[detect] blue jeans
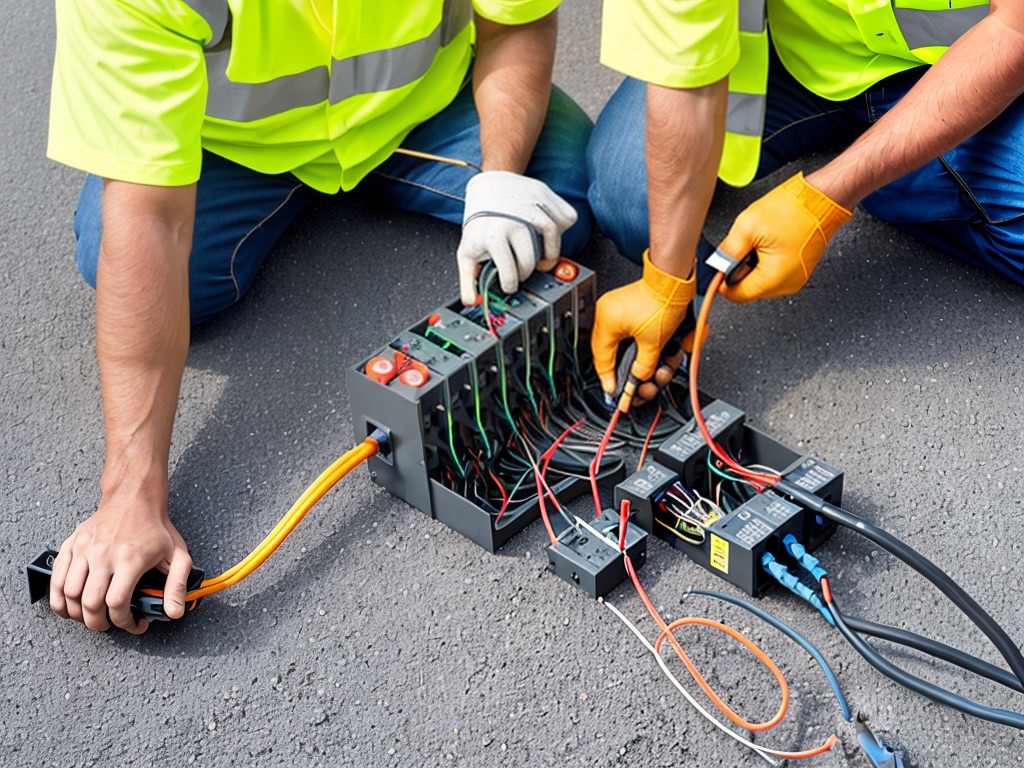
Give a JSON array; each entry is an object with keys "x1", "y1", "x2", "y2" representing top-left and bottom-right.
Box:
[
  {"x1": 75, "y1": 85, "x2": 594, "y2": 325},
  {"x1": 588, "y1": 54, "x2": 1024, "y2": 287}
]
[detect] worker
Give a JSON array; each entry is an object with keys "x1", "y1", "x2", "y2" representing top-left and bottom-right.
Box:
[
  {"x1": 587, "y1": 0, "x2": 1024, "y2": 401},
  {"x1": 46, "y1": 0, "x2": 593, "y2": 633}
]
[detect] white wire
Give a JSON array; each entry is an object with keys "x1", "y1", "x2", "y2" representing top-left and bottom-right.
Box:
[{"x1": 600, "y1": 598, "x2": 784, "y2": 768}]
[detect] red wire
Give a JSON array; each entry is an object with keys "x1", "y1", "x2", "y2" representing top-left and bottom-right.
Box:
[
  {"x1": 636, "y1": 405, "x2": 662, "y2": 472},
  {"x1": 689, "y1": 272, "x2": 779, "y2": 487},
  {"x1": 618, "y1": 498, "x2": 629, "y2": 551},
  {"x1": 534, "y1": 471, "x2": 559, "y2": 546},
  {"x1": 589, "y1": 408, "x2": 621, "y2": 518}
]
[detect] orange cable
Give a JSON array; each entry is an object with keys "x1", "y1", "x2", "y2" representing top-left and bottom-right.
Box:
[
  {"x1": 175, "y1": 439, "x2": 378, "y2": 601},
  {"x1": 689, "y1": 273, "x2": 779, "y2": 486}
]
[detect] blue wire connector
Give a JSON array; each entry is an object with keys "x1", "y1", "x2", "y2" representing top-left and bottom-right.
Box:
[
  {"x1": 762, "y1": 552, "x2": 834, "y2": 626},
  {"x1": 783, "y1": 534, "x2": 828, "y2": 581}
]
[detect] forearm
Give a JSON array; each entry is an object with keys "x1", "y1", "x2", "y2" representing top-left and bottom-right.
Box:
[
  {"x1": 647, "y1": 79, "x2": 728, "y2": 279},
  {"x1": 472, "y1": 11, "x2": 557, "y2": 173},
  {"x1": 808, "y1": 6, "x2": 1024, "y2": 209},
  {"x1": 96, "y1": 180, "x2": 195, "y2": 512}
]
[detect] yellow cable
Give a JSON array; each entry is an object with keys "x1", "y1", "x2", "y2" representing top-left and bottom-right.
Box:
[
  {"x1": 183, "y1": 438, "x2": 378, "y2": 600},
  {"x1": 198, "y1": 440, "x2": 375, "y2": 588}
]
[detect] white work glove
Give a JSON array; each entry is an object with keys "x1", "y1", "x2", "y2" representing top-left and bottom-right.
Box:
[{"x1": 457, "y1": 170, "x2": 578, "y2": 305}]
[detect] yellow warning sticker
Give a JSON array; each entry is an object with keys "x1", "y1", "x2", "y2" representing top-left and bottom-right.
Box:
[{"x1": 710, "y1": 534, "x2": 729, "y2": 574}]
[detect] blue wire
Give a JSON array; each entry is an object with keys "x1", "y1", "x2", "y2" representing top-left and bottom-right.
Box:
[{"x1": 688, "y1": 588, "x2": 852, "y2": 722}]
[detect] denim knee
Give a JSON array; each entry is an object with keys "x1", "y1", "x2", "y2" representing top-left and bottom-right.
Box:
[
  {"x1": 587, "y1": 78, "x2": 648, "y2": 263},
  {"x1": 73, "y1": 175, "x2": 104, "y2": 289}
]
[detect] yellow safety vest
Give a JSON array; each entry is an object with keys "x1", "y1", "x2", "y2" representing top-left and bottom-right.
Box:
[
  {"x1": 720, "y1": 0, "x2": 989, "y2": 187},
  {"x1": 186, "y1": 0, "x2": 475, "y2": 191}
]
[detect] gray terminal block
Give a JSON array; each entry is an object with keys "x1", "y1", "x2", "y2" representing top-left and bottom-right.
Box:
[
  {"x1": 655, "y1": 399, "x2": 745, "y2": 488},
  {"x1": 347, "y1": 258, "x2": 601, "y2": 554},
  {"x1": 783, "y1": 456, "x2": 844, "y2": 549},
  {"x1": 613, "y1": 460, "x2": 680, "y2": 534},
  {"x1": 546, "y1": 512, "x2": 648, "y2": 599}
]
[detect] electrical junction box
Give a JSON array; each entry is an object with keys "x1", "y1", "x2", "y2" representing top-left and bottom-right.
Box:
[{"x1": 347, "y1": 260, "x2": 597, "y2": 554}]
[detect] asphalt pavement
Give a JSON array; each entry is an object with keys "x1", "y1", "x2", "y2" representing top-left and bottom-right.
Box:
[{"x1": 3, "y1": 3, "x2": 1023, "y2": 767}]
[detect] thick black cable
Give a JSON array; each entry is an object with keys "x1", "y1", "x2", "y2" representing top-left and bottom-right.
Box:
[
  {"x1": 776, "y1": 478, "x2": 1024, "y2": 688},
  {"x1": 843, "y1": 615, "x2": 1024, "y2": 695},
  {"x1": 825, "y1": 587, "x2": 1024, "y2": 729}
]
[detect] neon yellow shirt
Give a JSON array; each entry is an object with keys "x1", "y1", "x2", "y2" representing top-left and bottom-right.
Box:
[
  {"x1": 600, "y1": 0, "x2": 956, "y2": 99},
  {"x1": 48, "y1": 0, "x2": 559, "y2": 193},
  {"x1": 601, "y1": 0, "x2": 740, "y2": 89},
  {"x1": 767, "y1": 0, "x2": 925, "y2": 100}
]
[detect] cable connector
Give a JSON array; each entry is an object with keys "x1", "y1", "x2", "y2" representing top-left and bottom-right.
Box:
[
  {"x1": 368, "y1": 427, "x2": 392, "y2": 459},
  {"x1": 762, "y1": 552, "x2": 834, "y2": 626},
  {"x1": 704, "y1": 248, "x2": 759, "y2": 286},
  {"x1": 783, "y1": 534, "x2": 828, "y2": 581}
]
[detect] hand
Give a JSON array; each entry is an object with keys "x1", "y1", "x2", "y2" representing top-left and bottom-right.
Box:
[
  {"x1": 719, "y1": 172, "x2": 852, "y2": 303},
  {"x1": 49, "y1": 497, "x2": 193, "y2": 634},
  {"x1": 457, "y1": 171, "x2": 578, "y2": 305},
  {"x1": 591, "y1": 250, "x2": 695, "y2": 400}
]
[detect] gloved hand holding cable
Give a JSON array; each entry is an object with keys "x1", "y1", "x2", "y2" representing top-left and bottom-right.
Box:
[
  {"x1": 719, "y1": 172, "x2": 852, "y2": 303},
  {"x1": 457, "y1": 170, "x2": 578, "y2": 306},
  {"x1": 591, "y1": 250, "x2": 695, "y2": 408}
]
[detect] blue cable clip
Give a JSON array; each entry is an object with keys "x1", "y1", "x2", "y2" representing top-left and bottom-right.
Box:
[{"x1": 762, "y1": 552, "x2": 834, "y2": 626}]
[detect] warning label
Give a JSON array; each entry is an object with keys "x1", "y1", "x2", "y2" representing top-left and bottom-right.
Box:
[{"x1": 710, "y1": 534, "x2": 729, "y2": 574}]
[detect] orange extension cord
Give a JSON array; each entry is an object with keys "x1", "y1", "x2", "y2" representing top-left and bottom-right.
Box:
[{"x1": 142, "y1": 437, "x2": 379, "y2": 604}]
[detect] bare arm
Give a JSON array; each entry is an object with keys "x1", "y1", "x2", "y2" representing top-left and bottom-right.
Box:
[
  {"x1": 808, "y1": 1, "x2": 1024, "y2": 209},
  {"x1": 647, "y1": 79, "x2": 728, "y2": 278},
  {"x1": 50, "y1": 180, "x2": 195, "y2": 633},
  {"x1": 472, "y1": 11, "x2": 558, "y2": 173}
]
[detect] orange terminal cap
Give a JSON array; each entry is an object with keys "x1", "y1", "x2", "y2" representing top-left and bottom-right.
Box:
[
  {"x1": 427, "y1": 313, "x2": 441, "y2": 326},
  {"x1": 399, "y1": 368, "x2": 429, "y2": 388},
  {"x1": 554, "y1": 259, "x2": 578, "y2": 282},
  {"x1": 366, "y1": 356, "x2": 397, "y2": 384}
]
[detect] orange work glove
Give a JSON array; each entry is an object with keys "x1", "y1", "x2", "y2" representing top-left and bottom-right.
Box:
[
  {"x1": 719, "y1": 172, "x2": 852, "y2": 303},
  {"x1": 591, "y1": 250, "x2": 695, "y2": 397}
]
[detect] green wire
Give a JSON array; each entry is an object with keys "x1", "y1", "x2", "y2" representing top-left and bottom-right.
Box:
[
  {"x1": 521, "y1": 331, "x2": 539, "y2": 417},
  {"x1": 424, "y1": 325, "x2": 452, "y2": 350},
  {"x1": 444, "y1": 386, "x2": 466, "y2": 477},
  {"x1": 545, "y1": 306, "x2": 557, "y2": 399},
  {"x1": 469, "y1": 364, "x2": 492, "y2": 457}
]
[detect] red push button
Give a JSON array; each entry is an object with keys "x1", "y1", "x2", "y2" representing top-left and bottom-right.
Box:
[{"x1": 553, "y1": 259, "x2": 578, "y2": 282}]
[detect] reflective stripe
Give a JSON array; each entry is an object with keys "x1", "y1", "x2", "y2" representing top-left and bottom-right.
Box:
[
  {"x1": 181, "y1": 0, "x2": 230, "y2": 48},
  {"x1": 894, "y1": 5, "x2": 987, "y2": 49},
  {"x1": 205, "y1": 0, "x2": 472, "y2": 123},
  {"x1": 330, "y1": 0, "x2": 470, "y2": 104},
  {"x1": 738, "y1": 0, "x2": 766, "y2": 34},
  {"x1": 206, "y1": 50, "x2": 329, "y2": 122},
  {"x1": 725, "y1": 91, "x2": 764, "y2": 137}
]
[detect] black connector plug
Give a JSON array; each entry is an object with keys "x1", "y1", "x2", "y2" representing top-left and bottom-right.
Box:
[
  {"x1": 26, "y1": 548, "x2": 206, "y2": 623},
  {"x1": 705, "y1": 248, "x2": 759, "y2": 285}
]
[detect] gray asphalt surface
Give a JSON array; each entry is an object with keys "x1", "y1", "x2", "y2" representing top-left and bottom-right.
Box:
[{"x1": 4, "y1": 4, "x2": 1023, "y2": 767}]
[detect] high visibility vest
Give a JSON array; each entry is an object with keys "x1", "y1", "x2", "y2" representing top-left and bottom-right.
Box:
[
  {"x1": 178, "y1": 0, "x2": 475, "y2": 191},
  {"x1": 720, "y1": 0, "x2": 989, "y2": 187}
]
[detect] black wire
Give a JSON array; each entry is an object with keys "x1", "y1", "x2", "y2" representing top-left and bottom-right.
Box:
[
  {"x1": 842, "y1": 614, "x2": 1024, "y2": 695},
  {"x1": 775, "y1": 478, "x2": 1024, "y2": 689},
  {"x1": 826, "y1": 587, "x2": 1024, "y2": 729}
]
